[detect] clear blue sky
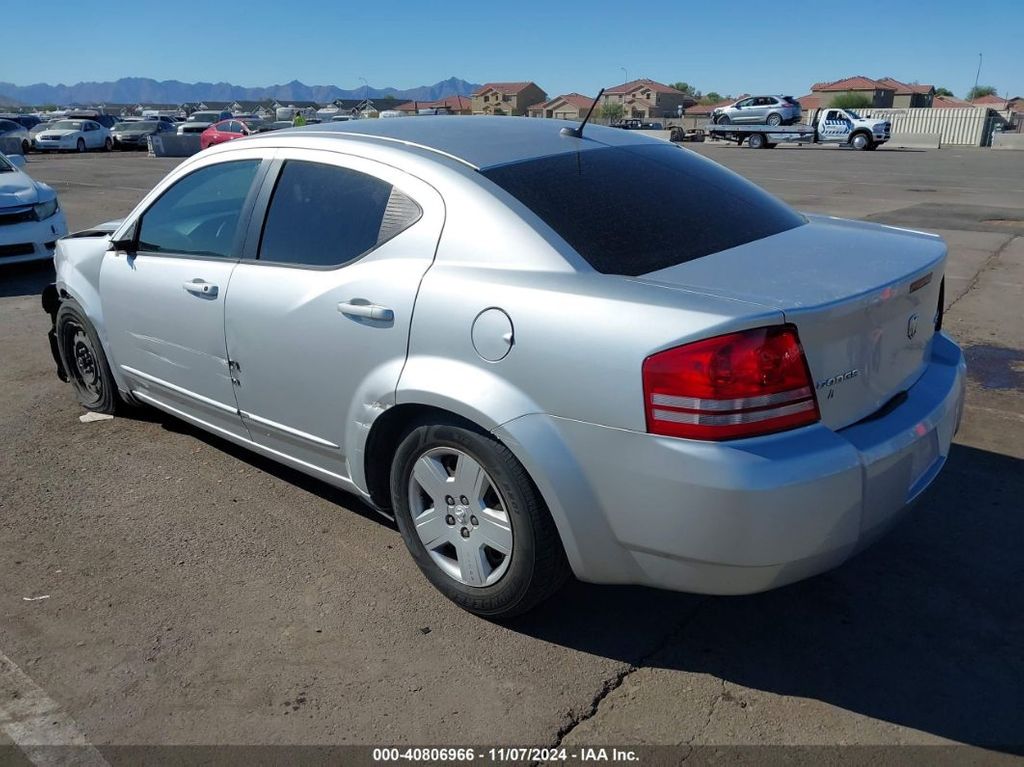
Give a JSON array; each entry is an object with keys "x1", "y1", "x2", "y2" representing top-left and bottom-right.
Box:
[{"x1": 4, "y1": 0, "x2": 1020, "y2": 100}]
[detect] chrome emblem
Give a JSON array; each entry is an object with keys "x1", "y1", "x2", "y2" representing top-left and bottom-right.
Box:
[{"x1": 907, "y1": 314, "x2": 919, "y2": 340}]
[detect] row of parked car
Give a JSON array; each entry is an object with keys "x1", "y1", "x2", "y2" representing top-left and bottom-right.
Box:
[{"x1": 0, "y1": 109, "x2": 323, "y2": 155}]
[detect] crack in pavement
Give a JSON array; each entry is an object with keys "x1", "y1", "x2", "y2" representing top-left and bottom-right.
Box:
[
  {"x1": 548, "y1": 597, "x2": 711, "y2": 750},
  {"x1": 946, "y1": 234, "x2": 1019, "y2": 312},
  {"x1": 685, "y1": 677, "x2": 727, "y2": 749}
]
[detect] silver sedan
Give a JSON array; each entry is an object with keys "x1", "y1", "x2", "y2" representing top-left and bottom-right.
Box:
[{"x1": 43, "y1": 117, "x2": 965, "y2": 617}]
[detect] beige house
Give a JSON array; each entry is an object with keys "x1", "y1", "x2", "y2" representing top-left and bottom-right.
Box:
[
  {"x1": 809, "y1": 76, "x2": 895, "y2": 108},
  {"x1": 527, "y1": 93, "x2": 596, "y2": 120},
  {"x1": 878, "y1": 78, "x2": 935, "y2": 108},
  {"x1": 599, "y1": 79, "x2": 693, "y2": 119},
  {"x1": 471, "y1": 82, "x2": 547, "y2": 116}
]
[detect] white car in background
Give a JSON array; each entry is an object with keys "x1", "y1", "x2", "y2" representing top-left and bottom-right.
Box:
[
  {"x1": 33, "y1": 119, "x2": 112, "y2": 153},
  {"x1": 0, "y1": 153, "x2": 68, "y2": 264}
]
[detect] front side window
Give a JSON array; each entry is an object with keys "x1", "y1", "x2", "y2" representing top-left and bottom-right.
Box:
[
  {"x1": 482, "y1": 144, "x2": 805, "y2": 276},
  {"x1": 137, "y1": 160, "x2": 260, "y2": 258},
  {"x1": 258, "y1": 160, "x2": 420, "y2": 268}
]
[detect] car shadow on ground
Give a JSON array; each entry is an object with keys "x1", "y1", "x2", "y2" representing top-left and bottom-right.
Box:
[
  {"x1": 0, "y1": 262, "x2": 53, "y2": 299},
  {"x1": 117, "y1": 398, "x2": 1023, "y2": 750},
  {"x1": 137, "y1": 406, "x2": 397, "y2": 530},
  {"x1": 511, "y1": 443, "x2": 1024, "y2": 751}
]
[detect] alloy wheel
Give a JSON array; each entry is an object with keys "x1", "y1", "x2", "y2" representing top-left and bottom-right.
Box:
[{"x1": 407, "y1": 447, "x2": 513, "y2": 587}]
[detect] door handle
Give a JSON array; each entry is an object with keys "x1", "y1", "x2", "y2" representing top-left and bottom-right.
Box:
[
  {"x1": 183, "y1": 279, "x2": 218, "y2": 297},
  {"x1": 337, "y1": 301, "x2": 394, "y2": 322}
]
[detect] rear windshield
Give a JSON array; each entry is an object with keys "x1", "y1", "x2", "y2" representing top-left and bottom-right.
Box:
[{"x1": 481, "y1": 143, "x2": 805, "y2": 276}]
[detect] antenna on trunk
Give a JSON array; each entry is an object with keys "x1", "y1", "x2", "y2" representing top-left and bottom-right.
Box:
[{"x1": 560, "y1": 89, "x2": 604, "y2": 138}]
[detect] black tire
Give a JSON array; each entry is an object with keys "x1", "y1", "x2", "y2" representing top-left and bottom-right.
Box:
[
  {"x1": 866, "y1": 143, "x2": 878, "y2": 151},
  {"x1": 76, "y1": 138, "x2": 86, "y2": 153},
  {"x1": 390, "y1": 419, "x2": 570, "y2": 618},
  {"x1": 716, "y1": 114, "x2": 731, "y2": 125},
  {"x1": 748, "y1": 132, "x2": 766, "y2": 149},
  {"x1": 55, "y1": 300, "x2": 120, "y2": 414},
  {"x1": 21, "y1": 139, "x2": 30, "y2": 154},
  {"x1": 103, "y1": 137, "x2": 113, "y2": 152},
  {"x1": 851, "y1": 132, "x2": 873, "y2": 150},
  {"x1": 766, "y1": 113, "x2": 783, "y2": 126}
]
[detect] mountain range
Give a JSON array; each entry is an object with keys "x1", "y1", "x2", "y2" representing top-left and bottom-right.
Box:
[{"x1": 0, "y1": 77, "x2": 481, "y2": 107}]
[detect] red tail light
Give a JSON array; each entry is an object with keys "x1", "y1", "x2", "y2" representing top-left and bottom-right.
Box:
[{"x1": 642, "y1": 324, "x2": 820, "y2": 441}]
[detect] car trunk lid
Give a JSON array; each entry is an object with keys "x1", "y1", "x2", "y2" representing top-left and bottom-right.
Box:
[{"x1": 634, "y1": 216, "x2": 947, "y2": 430}]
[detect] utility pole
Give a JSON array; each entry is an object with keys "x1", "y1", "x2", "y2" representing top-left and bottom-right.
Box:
[
  {"x1": 620, "y1": 66, "x2": 628, "y2": 84},
  {"x1": 970, "y1": 53, "x2": 982, "y2": 103}
]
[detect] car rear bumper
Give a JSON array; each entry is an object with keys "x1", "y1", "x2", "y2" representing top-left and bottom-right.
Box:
[
  {"x1": 495, "y1": 333, "x2": 965, "y2": 595},
  {"x1": 0, "y1": 212, "x2": 68, "y2": 264}
]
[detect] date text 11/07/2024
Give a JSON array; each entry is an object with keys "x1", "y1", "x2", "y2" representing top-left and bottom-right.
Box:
[{"x1": 372, "y1": 747, "x2": 640, "y2": 762}]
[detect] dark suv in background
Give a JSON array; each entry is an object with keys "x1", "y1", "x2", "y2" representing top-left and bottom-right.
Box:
[{"x1": 65, "y1": 110, "x2": 120, "y2": 130}]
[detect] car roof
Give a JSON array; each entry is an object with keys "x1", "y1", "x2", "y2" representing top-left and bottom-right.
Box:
[{"x1": 279, "y1": 115, "x2": 662, "y2": 170}]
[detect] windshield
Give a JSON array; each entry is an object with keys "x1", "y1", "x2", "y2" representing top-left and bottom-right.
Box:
[
  {"x1": 52, "y1": 120, "x2": 86, "y2": 130},
  {"x1": 482, "y1": 144, "x2": 805, "y2": 276},
  {"x1": 190, "y1": 112, "x2": 220, "y2": 122}
]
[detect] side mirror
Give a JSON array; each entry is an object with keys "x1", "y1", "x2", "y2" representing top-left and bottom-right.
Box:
[
  {"x1": 109, "y1": 236, "x2": 135, "y2": 252},
  {"x1": 5, "y1": 153, "x2": 26, "y2": 169},
  {"x1": 109, "y1": 222, "x2": 138, "y2": 253}
]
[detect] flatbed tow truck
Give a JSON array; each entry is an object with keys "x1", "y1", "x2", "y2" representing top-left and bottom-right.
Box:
[{"x1": 706, "y1": 107, "x2": 892, "y2": 150}]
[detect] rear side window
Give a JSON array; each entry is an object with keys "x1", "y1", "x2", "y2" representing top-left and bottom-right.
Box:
[
  {"x1": 258, "y1": 160, "x2": 421, "y2": 268},
  {"x1": 482, "y1": 144, "x2": 805, "y2": 276}
]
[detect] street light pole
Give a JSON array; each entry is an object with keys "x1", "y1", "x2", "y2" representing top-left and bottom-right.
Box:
[{"x1": 621, "y1": 66, "x2": 628, "y2": 84}]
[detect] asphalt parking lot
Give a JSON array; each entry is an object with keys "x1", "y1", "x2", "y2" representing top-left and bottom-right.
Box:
[{"x1": 1, "y1": 145, "x2": 1023, "y2": 758}]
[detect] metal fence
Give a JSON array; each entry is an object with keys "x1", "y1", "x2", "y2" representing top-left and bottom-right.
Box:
[{"x1": 845, "y1": 107, "x2": 1001, "y2": 146}]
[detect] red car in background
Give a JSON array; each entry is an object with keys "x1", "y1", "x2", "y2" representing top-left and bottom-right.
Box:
[{"x1": 200, "y1": 119, "x2": 258, "y2": 150}]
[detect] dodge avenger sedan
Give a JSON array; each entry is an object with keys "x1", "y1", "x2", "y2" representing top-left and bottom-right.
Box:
[{"x1": 42, "y1": 117, "x2": 965, "y2": 617}]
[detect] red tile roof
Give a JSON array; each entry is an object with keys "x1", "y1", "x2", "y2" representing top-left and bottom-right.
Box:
[
  {"x1": 395, "y1": 95, "x2": 472, "y2": 112},
  {"x1": 604, "y1": 78, "x2": 682, "y2": 95},
  {"x1": 811, "y1": 76, "x2": 892, "y2": 92},
  {"x1": 973, "y1": 94, "x2": 1009, "y2": 105},
  {"x1": 796, "y1": 94, "x2": 823, "y2": 111},
  {"x1": 686, "y1": 96, "x2": 746, "y2": 115},
  {"x1": 530, "y1": 93, "x2": 597, "y2": 113},
  {"x1": 473, "y1": 82, "x2": 538, "y2": 96},
  {"x1": 877, "y1": 77, "x2": 934, "y2": 95},
  {"x1": 932, "y1": 94, "x2": 973, "y2": 109},
  {"x1": 555, "y1": 93, "x2": 597, "y2": 110}
]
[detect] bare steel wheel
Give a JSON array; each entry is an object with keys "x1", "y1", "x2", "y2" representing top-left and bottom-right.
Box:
[
  {"x1": 408, "y1": 447, "x2": 513, "y2": 587},
  {"x1": 55, "y1": 300, "x2": 119, "y2": 413},
  {"x1": 391, "y1": 419, "x2": 570, "y2": 618}
]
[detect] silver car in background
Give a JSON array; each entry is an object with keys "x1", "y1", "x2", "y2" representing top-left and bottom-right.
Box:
[
  {"x1": 713, "y1": 95, "x2": 802, "y2": 125},
  {"x1": 43, "y1": 118, "x2": 964, "y2": 618}
]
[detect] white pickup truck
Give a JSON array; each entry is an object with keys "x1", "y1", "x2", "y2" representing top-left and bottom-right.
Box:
[{"x1": 705, "y1": 107, "x2": 892, "y2": 150}]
